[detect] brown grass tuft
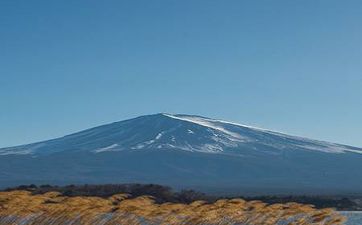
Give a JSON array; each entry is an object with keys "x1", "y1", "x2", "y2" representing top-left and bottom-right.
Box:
[{"x1": 0, "y1": 190, "x2": 346, "y2": 225}]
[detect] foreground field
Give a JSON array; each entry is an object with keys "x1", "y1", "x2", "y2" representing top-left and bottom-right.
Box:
[{"x1": 0, "y1": 191, "x2": 345, "y2": 225}]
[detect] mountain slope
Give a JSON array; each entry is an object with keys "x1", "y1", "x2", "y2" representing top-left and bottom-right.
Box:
[{"x1": 1, "y1": 113, "x2": 362, "y2": 194}]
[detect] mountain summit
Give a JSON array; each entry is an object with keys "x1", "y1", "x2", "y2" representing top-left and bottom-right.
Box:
[{"x1": 1, "y1": 113, "x2": 362, "y2": 194}]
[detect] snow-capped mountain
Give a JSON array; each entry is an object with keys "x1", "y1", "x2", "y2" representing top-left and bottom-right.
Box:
[
  {"x1": 1, "y1": 113, "x2": 362, "y2": 194},
  {"x1": 1, "y1": 113, "x2": 361, "y2": 156}
]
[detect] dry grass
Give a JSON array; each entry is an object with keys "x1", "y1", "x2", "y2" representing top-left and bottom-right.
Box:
[{"x1": 0, "y1": 191, "x2": 346, "y2": 225}]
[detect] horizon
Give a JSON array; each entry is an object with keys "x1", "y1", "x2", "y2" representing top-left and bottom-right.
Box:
[{"x1": 1, "y1": 0, "x2": 362, "y2": 148}]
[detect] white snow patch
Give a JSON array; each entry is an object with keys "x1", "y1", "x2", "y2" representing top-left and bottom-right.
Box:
[
  {"x1": 210, "y1": 119, "x2": 272, "y2": 132},
  {"x1": 132, "y1": 132, "x2": 164, "y2": 149},
  {"x1": 156, "y1": 143, "x2": 197, "y2": 152},
  {"x1": 143, "y1": 132, "x2": 163, "y2": 145},
  {"x1": 345, "y1": 149, "x2": 362, "y2": 154},
  {"x1": 163, "y1": 114, "x2": 247, "y2": 142},
  {"x1": 210, "y1": 118, "x2": 362, "y2": 154},
  {"x1": 0, "y1": 143, "x2": 46, "y2": 155},
  {"x1": 0, "y1": 149, "x2": 33, "y2": 155},
  {"x1": 162, "y1": 114, "x2": 362, "y2": 155},
  {"x1": 200, "y1": 144, "x2": 223, "y2": 153},
  {"x1": 155, "y1": 133, "x2": 163, "y2": 140},
  {"x1": 295, "y1": 143, "x2": 362, "y2": 154},
  {"x1": 94, "y1": 144, "x2": 119, "y2": 153}
]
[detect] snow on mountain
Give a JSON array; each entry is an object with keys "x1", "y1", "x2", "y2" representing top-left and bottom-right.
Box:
[
  {"x1": 163, "y1": 114, "x2": 247, "y2": 141},
  {"x1": 93, "y1": 144, "x2": 120, "y2": 153},
  {"x1": 165, "y1": 114, "x2": 362, "y2": 154},
  {"x1": 0, "y1": 113, "x2": 361, "y2": 156},
  {"x1": 1, "y1": 113, "x2": 362, "y2": 193}
]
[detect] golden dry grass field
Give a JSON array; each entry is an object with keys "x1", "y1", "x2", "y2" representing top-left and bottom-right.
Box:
[{"x1": 0, "y1": 191, "x2": 345, "y2": 225}]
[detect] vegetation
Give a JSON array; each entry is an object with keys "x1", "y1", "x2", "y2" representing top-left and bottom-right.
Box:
[
  {"x1": 0, "y1": 185, "x2": 346, "y2": 225},
  {"x1": 5, "y1": 184, "x2": 361, "y2": 210},
  {"x1": 4, "y1": 184, "x2": 209, "y2": 204}
]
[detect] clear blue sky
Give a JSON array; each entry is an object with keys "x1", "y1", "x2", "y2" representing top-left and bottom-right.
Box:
[{"x1": 1, "y1": 0, "x2": 361, "y2": 148}]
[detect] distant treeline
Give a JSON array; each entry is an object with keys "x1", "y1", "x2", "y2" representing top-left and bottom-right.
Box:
[{"x1": 3, "y1": 183, "x2": 361, "y2": 210}]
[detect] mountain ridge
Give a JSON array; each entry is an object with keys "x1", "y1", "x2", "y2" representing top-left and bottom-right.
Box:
[
  {"x1": 1, "y1": 113, "x2": 362, "y2": 193},
  {"x1": 1, "y1": 113, "x2": 361, "y2": 156}
]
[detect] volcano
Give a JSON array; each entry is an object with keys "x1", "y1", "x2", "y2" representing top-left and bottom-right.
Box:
[{"x1": 1, "y1": 113, "x2": 361, "y2": 195}]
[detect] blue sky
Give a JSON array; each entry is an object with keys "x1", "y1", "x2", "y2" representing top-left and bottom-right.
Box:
[{"x1": 1, "y1": 0, "x2": 361, "y2": 148}]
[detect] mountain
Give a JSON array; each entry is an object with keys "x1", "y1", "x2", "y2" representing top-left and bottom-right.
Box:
[{"x1": 1, "y1": 113, "x2": 362, "y2": 195}]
